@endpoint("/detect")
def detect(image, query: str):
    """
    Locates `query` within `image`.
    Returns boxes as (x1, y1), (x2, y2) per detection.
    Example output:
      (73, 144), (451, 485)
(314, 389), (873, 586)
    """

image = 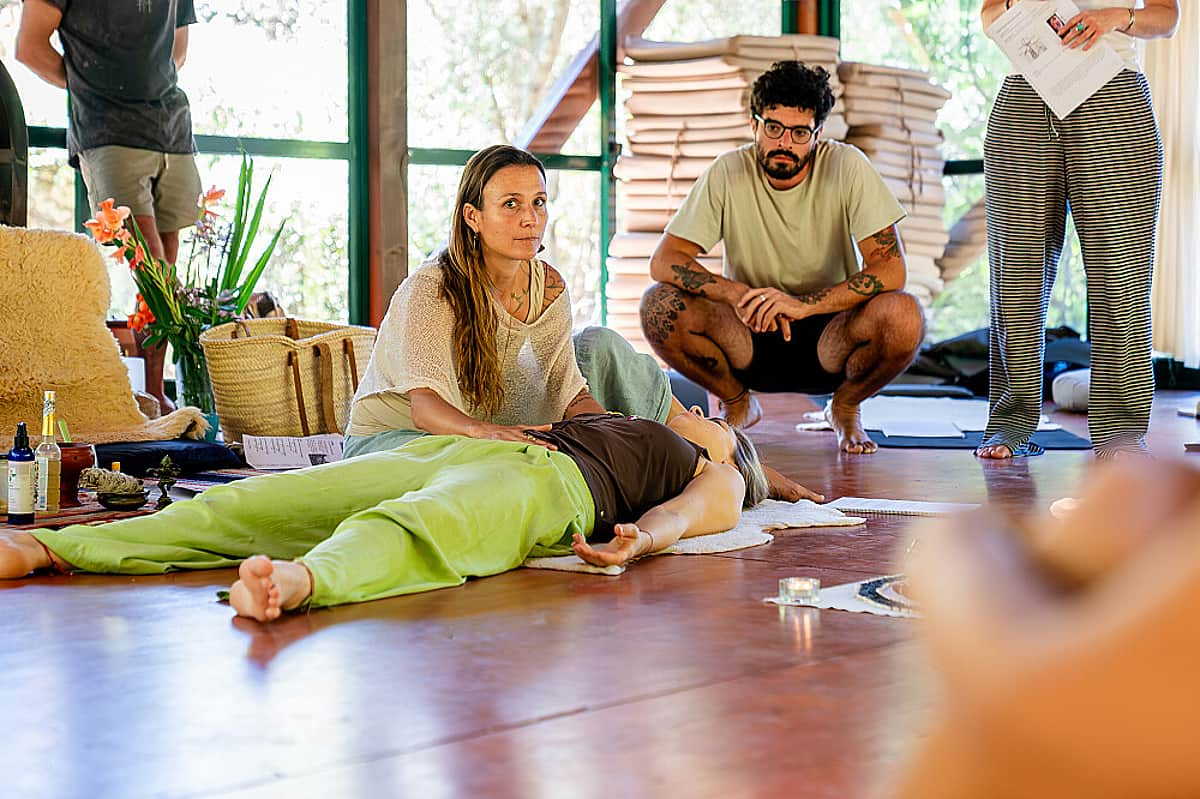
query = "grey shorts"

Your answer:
(78, 145), (203, 233)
